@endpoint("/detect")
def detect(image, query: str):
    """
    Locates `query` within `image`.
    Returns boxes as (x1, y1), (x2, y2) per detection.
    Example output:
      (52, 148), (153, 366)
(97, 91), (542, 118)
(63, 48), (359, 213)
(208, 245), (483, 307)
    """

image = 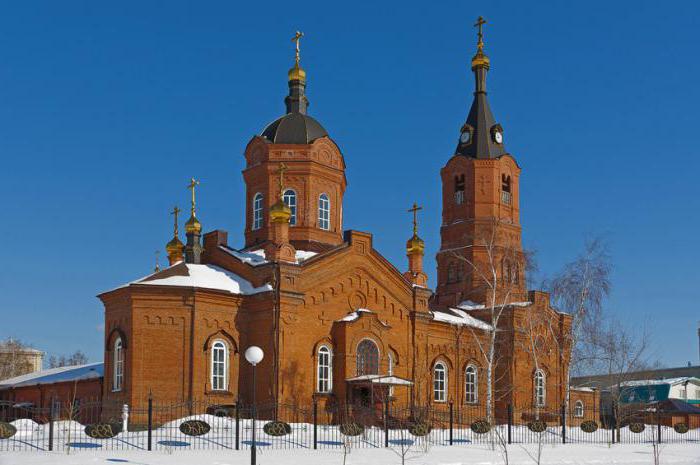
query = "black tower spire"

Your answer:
(455, 17), (506, 159)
